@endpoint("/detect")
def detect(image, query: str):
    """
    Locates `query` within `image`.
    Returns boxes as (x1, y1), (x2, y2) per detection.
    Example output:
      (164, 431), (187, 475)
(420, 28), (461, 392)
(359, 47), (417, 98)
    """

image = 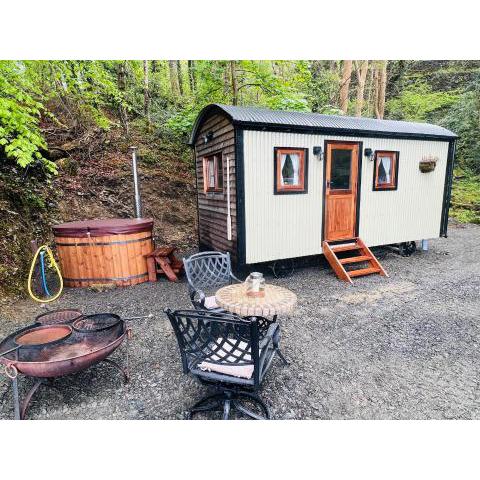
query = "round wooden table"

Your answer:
(215, 283), (297, 317)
